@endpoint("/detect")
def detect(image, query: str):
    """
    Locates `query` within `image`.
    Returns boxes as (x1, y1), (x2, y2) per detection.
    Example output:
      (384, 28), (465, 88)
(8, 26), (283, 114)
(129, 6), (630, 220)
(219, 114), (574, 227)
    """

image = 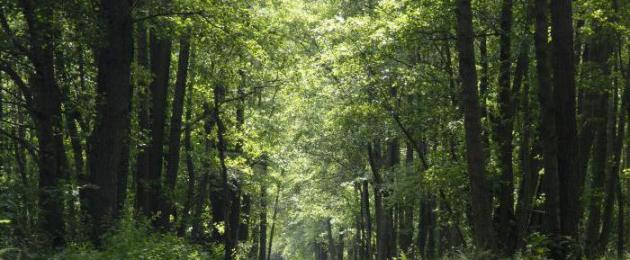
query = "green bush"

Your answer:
(53, 219), (221, 260)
